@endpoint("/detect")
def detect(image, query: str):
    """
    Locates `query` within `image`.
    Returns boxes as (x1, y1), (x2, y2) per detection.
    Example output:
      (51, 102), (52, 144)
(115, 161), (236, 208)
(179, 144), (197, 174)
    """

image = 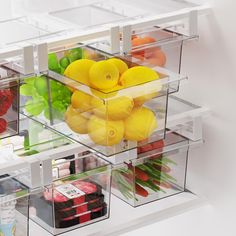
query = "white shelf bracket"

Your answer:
(122, 25), (132, 54)
(110, 26), (120, 54)
(42, 158), (53, 186)
(189, 10), (198, 36)
(26, 157), (42, 189)
(37, 43), (48, 73)
(23, 45), (34, 75)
